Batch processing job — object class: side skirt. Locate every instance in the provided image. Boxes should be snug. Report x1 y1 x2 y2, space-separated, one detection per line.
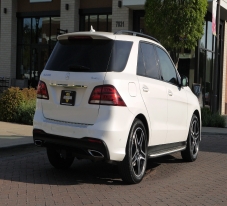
148 141 186 158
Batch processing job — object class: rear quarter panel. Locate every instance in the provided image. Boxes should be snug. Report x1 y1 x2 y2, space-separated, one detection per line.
103 40 150 142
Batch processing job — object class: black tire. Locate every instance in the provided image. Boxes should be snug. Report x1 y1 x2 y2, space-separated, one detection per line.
47 147 74 169
118 119 147 184
181 114 200 162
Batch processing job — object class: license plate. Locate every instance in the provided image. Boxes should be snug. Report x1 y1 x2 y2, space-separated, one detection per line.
60 90 76 106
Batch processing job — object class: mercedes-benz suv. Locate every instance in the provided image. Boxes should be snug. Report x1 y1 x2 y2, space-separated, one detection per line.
33 30 201 184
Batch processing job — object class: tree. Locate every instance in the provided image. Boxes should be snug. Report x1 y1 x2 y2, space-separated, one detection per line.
144 0 207 66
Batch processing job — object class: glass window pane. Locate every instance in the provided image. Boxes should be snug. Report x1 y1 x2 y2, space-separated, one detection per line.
32 18 38 43
199 49 206 107
90 15 98 31
207 21 213 51
85 16 89 31
140 43 159 79
18 46 31 80
51 17 60 45
99 15 107 31
45 40 132 73
22 18 31 44
139 17 147 34
137 45 146 76
156 47 178 85
108 15 112 32
39 17 49 44
108 41 133 72
200 23 206 49
45 39 114 72
205 51 213 106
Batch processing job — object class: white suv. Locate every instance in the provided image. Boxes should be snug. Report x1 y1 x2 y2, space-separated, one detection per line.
33 30 201 184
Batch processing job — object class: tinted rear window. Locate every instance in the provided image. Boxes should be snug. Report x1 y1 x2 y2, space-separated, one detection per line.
45 39 132 73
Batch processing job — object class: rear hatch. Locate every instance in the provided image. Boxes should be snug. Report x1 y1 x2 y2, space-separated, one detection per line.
39 32 132 125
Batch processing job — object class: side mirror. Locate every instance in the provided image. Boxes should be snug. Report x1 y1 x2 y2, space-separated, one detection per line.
181 75 188 87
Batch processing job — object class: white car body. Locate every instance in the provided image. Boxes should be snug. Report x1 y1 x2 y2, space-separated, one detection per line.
33 31 201 183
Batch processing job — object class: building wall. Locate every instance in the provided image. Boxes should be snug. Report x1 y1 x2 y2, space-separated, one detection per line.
60 0 80 33
0 0 17 81
17 0 60 12
80 0 112 9
112 0 132 33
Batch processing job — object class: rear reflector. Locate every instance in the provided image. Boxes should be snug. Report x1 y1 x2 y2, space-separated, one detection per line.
89 85 126 106
87 138 103 144
37 81 49 100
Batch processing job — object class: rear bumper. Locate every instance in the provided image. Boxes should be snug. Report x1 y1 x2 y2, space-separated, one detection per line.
33 129 110 161
33 104 135 161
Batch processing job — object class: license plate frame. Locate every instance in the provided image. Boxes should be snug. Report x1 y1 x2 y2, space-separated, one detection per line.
60 90 76 106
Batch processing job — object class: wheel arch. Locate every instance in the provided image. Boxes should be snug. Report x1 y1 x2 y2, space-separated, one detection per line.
135 114 149 146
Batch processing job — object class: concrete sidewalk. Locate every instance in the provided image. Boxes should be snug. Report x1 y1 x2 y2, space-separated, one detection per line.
0 121 226 149
0 121 33 148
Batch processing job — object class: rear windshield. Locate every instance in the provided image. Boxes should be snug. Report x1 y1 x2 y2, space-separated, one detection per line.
45 39 133 73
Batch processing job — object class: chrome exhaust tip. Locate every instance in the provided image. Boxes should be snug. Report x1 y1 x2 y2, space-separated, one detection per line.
34 140 43 147
88 149 104 158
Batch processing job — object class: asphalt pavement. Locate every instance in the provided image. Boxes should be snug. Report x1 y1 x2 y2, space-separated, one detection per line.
0 121 226 149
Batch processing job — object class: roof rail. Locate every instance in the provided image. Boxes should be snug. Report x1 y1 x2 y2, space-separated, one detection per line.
114 30 160 44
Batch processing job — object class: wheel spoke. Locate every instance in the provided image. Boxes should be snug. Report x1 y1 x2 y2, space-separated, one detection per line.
134 134 139 151
191 142 195 153
137 158 141 175
138 132 144 149
132 151 137 166
140 150 146 160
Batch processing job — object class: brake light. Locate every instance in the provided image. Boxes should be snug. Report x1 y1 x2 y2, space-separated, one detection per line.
89 85 126 106
37 81 49 100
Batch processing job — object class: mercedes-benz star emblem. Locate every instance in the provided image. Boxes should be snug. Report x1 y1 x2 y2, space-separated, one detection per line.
65 72 70 80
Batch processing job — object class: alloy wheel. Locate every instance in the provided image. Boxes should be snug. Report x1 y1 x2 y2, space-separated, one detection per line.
131 127 146 177
190 117 200 157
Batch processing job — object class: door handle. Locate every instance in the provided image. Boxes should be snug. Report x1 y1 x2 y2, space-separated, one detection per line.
168 90 173 96
143 86 149 92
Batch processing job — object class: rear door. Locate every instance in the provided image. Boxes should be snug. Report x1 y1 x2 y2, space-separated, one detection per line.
136 42 168 146
40 38 113 124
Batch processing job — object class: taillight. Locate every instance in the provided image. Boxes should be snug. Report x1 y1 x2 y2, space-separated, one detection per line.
37 81 49 100
89 85 126 106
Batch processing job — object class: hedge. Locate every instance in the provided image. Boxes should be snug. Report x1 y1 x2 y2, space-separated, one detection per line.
201 107 226 128
0 87 36 125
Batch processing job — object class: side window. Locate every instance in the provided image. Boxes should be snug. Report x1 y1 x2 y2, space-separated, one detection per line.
137 45 146 76
156 47 178 85
140 43 160 79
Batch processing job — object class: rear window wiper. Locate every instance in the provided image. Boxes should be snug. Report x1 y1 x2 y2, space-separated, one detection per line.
68 65 90 71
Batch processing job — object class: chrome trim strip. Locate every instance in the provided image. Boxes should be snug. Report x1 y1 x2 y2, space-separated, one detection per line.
49 83 87 88
88 149 104 158
149 146 186 158
45 118 92 127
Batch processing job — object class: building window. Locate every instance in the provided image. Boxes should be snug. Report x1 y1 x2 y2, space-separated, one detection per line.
80 14 112 32
17 16 60 87
198 20 216 109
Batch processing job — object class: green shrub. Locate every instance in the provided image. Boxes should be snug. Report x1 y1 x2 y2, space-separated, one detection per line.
201 107 226 128
0 87 36 124
21 88 37 101
0 87 25 122
14 100 36 125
